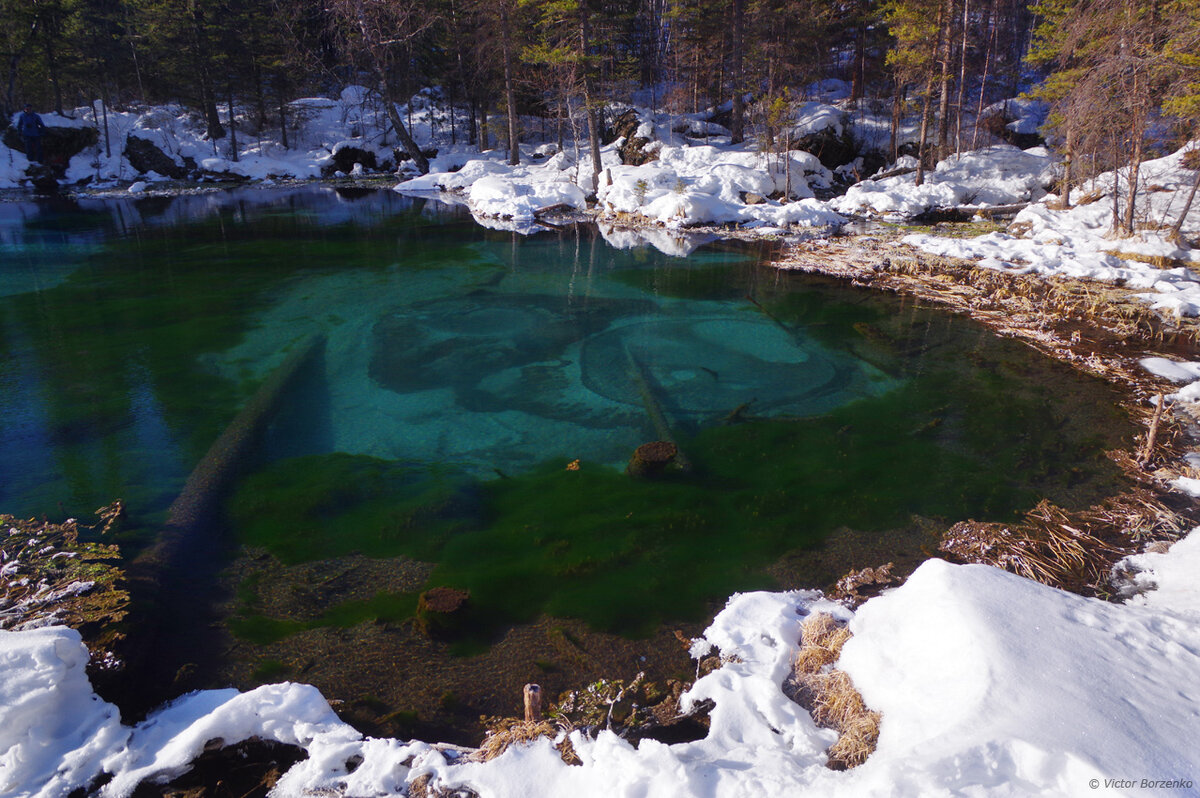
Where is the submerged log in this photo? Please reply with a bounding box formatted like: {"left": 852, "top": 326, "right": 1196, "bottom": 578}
{"left": 624, "top": 346, "right": 692, "bottom": 474}
{"left": 627, "top": 440, "right": 680, "bottom": 479}
{"left": 135, "top": 333, "right": 325, "bottom": 574}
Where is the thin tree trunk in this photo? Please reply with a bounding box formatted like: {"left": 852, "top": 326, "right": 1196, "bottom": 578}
{"left": 99, "top": 92, "right": 111, "bottom": 158}
{"left": 227, "top": 86, "right": 239, "bottom": 162}
{"left": 916, "top": 75, "right": 935, "bottom": 185}
{"left": 729, "top": 0, "right": 745, "bottom": 144}
{"left": 1061, "top": 124, "right": 1074, "bottom": 208}
{"left": 935, "top": 0, "right": 954, "bottom": 160}
{"left": 851, "top": 0, "right": 867, "bottom": 102}
{"left": 500, "top": 5, "right": 520, "bottom": 165}
{"left": 1124, "top": 121, "right": 1143, "bottom": 236}
{"left": 891, "top": 82, "right": 904, "bottom": 162}
{"left": 479, "top": 96, "right": 489, "bottom": 152}
{"left": 971, "top": 0, "right": 997, "bottom": 151}
{"left": 581, "top": 6, "right": 602, "bottom": 196}
{"left": 954, "top": 0, "right": 969, "bottom": 156}
{"left": 279, "top": 95, "right": 289, "bottom": 149}
{"left": 1170, "top": 149, "right": 1200, "bottom": 241}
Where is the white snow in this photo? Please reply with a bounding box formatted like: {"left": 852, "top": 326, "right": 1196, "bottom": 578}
{"left": 902, "top": 143, "right": 1200, "bottom": 317}
{"left": 4, "top": 527, "right": 1200, "bottom": 797}
{"left": 832, "top": 144, "right": 1057, "bottom": 218}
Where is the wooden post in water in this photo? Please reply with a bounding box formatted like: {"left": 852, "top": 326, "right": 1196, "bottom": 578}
{"left": 524, "top": 683, "right": 543, "bottom": 722}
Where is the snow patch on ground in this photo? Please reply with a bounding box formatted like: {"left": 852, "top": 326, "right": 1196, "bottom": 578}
{"left": 904, "top": 142, "right": 1200, "bottom": 316}
{"left": 832, "top": 145, "right": 1056, "bottom": 218}
{"left": 5, "top": 528, "right": 1200, "bottom": 797}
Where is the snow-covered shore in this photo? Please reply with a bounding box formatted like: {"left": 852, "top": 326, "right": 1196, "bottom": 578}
{"left": 3, "top": 533, "right": 1199, "bottom": 797}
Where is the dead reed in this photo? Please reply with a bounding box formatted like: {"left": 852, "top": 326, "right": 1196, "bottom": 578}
{"left": 940, "top": 491, "right": 1187, "bottom": 594}
{"left": 786, "top": 612, "right": 880, "bottom": 770}
{"left": 471, "top": 717, "right": 580, "bottom": 765}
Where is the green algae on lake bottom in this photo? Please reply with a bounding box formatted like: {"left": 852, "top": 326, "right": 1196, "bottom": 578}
{"left": 228, "top": 309, "right": 1132, "bottom": 642}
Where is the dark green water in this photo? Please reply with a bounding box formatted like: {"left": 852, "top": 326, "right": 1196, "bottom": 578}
{"left": 0, "top": 187, "right": 1135, "bottom": 653}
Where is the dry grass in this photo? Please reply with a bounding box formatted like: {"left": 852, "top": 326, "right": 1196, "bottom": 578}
{"left": 786, "top": 613, "right": 881, "bottom": 770}
{"left": 471, "top": 718, "right": 580, "bottom": 765}
{"left": 940, "top": 491, "right": 1187, "bottom": 594}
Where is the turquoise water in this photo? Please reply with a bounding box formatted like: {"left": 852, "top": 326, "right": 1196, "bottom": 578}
{"left": 0, "top": 187, "right": 1134, "bottom": 643}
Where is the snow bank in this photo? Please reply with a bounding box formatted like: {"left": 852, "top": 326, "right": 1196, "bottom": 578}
{"left": 1119, "top": 532, "right": 1200, "bottom": 617}
{"left": 0, "top": 86, "right": 450, "bottom": 189}
{"left": 833, "top": 144, "right": 1057, "bottom": 218}
{"left": 0, "top": 627, "right": 127, "bottom": 798}
{"left": 904, "top": 142, "right": 1200, "bottom": 317}
{"left": 5, "top": 527, "right": 1200, "bottom": 797}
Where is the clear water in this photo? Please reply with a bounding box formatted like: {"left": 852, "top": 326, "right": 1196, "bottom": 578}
{"left": 0, "top": 187, "right": 1137, "bottom": 733}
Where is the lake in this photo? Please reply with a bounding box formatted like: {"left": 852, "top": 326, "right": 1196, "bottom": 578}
{"left": 0, "top": 185, "right": 1136, "bottom": 741}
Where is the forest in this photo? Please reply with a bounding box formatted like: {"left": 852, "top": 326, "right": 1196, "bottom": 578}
{"left": 3, "top": 0, "right": 1200, "bottom": 215}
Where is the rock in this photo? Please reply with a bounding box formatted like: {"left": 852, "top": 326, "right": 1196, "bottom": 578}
{"left": 324, "top": 145, "right": 377, "bottom": 178}
{"left": 627, "top": 440, "right": 679, "bottom": 479}
{"left": 977, "top": 107, "right": 1045, "bottom": 149}
{"left": 395, "top": 146, "right": 439, "bottom": 164}
{"left": 126, "top": 737, "right": 305, "bottom": 798}
{"left": 792, "top": 124, "right": 857, "bottom": 169}
{"left": 831, "top": 562, "right": 902, "bottom": 607}
{"left": 25, "top": 164, "right": 60, "bottom": 194}
{"left": 4, "top": 122, "right": 98, "bottom": 175}
{"left": 611, "top": 108, "right": 657, "bottom": 166}
{"left": 415, "top": 586, "right": 471, "bottom": 638}
{"left": 741, "top": 191, "right": 765, "bottom": 205}
{"left": 124, "top": 133, "right": 188, "bottom": 179}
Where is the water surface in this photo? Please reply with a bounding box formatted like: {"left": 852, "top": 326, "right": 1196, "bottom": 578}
{"left": 0, "top": 186, "right": 1137, "bottom": 740}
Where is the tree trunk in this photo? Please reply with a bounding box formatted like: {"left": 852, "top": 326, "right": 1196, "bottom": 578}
{"left": 43, "top": 32, "right": 64, "bottom": 116}
{"left": 851, "top": 4, "right": 867, "bottom": 103}
{"left": 479, "top": 96, "right": 489, "bottom": 152}
{"left": 1061, "top": 124, "right": 1074, "bottom": 209}
{"left": 971, "top": 0, "right": 997, "bottom": 151}
{"left": 935, "top": 0, "right": 954, "bottom": 160}
{"left": 729, "top": 0, "right": 745, "bottom": 144}
{"left": 500, "top": 5, "right": 520, "bottom": 166}
{"left": 916, "top": 74, "right": 935, "bottom": 186}
{"left": 383, "top": 94, "right": 429, "bottom": 173}
{"left": 227, "top": 86, "right": 239, "bottom": 162}
{"left": 581, "top": 5, "right": 602, "bottom": 196}
{"left": 1124, "top": 121, "right": 1143, "bottom": 236}
{"left": 890, "top": 82, "right": 904, "bottom": 162}
{"left": 953, "top": 0, "right": 969, "bottom": 156}
{"left": 1170, "top": 149, "right": 1200, "bottom": 241}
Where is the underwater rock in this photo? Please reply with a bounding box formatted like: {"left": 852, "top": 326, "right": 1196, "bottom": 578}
{"left": 416, "top": 586, "right": 471, "bottom": 639}
{"left": 627, "top": 440, "right": 679, "bottom": 479}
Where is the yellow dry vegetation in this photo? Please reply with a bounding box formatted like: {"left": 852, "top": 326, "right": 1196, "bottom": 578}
{"left": 789, "top": 612, "right": 881, "bottom": 770}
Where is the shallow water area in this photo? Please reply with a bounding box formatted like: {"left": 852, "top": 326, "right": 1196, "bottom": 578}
{"left": 0, "top": 185, "right": 1139, "bottom": 743}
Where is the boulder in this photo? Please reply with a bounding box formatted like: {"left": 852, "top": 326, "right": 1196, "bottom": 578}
{"left": 324, "top": 144, "right": 378, "bottom": 177}
{"left": 611, "top": 108, "right": 657, "bottom": 166}
{"left": 3, "top": 121, "right": 98, "bottom": 173}
{"left": 124, "top": 133, "right": 188, "bottom": 179}
{"left": 792, "top": 125, "right": 858, "bottom": 169}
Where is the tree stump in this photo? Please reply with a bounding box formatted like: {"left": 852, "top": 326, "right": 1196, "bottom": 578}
{"left": 415, "top": 586, "right": 471, "bottom": 639}
{"left": 627, "top": 440, "right": 679, "bottom": 479}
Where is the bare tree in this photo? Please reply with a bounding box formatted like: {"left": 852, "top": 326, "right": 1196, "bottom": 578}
{"left": 327, "top": 0, "right": 436, "bottom": 173}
